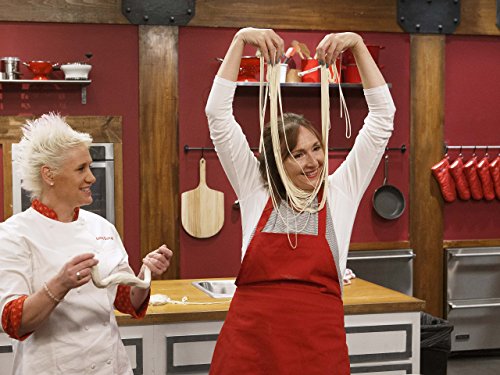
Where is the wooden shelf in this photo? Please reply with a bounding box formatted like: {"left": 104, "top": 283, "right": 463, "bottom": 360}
{"left": 0, "top": 79, "right": 92, "bottom": 104}
{"left": 235, "top": 81, "right": 391, "bottom": 89}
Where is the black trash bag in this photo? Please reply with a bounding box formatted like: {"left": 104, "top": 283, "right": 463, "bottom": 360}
{"left": 420, "top": 312, "right": 454, "bottom": 375}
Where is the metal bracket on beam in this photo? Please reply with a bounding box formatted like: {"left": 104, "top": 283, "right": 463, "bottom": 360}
{"left": 122, "top": 0, "right": 195, "bottom": 26}
{"left": 397, "top": 0, "right": 460, "bottom": 34}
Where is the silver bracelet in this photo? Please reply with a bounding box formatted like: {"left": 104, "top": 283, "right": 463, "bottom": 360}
{"left": 43, "top": 282, "right": 61, "bottom": 303}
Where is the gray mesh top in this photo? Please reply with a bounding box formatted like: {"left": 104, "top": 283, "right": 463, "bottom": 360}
{"left": 249, "top": 199, "right": 343, "bottom": 291}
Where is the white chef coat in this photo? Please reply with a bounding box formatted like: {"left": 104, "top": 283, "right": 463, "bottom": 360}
{"left": 205, "top": 76, "right": 396, "bottom": 280}
{"left": 0, "top": 208, "right": 135, "bottom": 375}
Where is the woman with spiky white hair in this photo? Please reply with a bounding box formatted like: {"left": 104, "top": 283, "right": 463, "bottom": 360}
{"left": 0, "top": 113, "right": 173, "bottom": 375}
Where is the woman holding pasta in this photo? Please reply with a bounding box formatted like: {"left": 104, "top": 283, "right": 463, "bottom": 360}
{"left": 205, "top": 27, "right": 395, "bottom": 374}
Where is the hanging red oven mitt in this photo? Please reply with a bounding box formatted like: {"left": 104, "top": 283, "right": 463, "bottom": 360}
{"left": 477, "top": 156, "right": 496, "bottom": 200}
{"left": 431, "top": 157, "right": 456, "bottom": 202}
{"left": 449, "top": 157, "right": 471, "bottom": 200}
{"left": 489, "top": 156, "right": 500, "bottom": 200}
{"left": 463, "top": 156, "right": 483, "bottom": 200}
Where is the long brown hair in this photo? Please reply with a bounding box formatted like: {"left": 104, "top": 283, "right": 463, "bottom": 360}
{"left": 257, "top": 113, "right": 323, "bottom": 201}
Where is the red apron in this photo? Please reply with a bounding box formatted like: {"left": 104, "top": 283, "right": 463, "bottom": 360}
{"left": 210, "top": 197, "right": 350, "bottom": 375}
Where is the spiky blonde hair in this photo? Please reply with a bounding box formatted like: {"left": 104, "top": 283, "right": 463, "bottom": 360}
{"left": 15, "top": 113, "right": 92, "bottom": 199}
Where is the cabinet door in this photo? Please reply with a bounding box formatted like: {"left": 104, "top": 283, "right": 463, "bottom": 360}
{"left": 155, "top": 321, "right": 224, "bottom": 375}
{"left": 0, "top": 333, "right": 14, "bottom": 374}
{"left": 346, "top": 312, "right": 420, "bottom": 375}
{"left": 119, "top": 325, "right": 156, "bottom": 375}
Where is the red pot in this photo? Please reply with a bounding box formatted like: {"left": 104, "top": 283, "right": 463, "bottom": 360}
{"left": 301, "top": 59, "right": 320, "bottom": 83}
{"left": 23, "top": 60, "right": 59, "bottom": 80}
{"left": 238, "top": 56, "right": 260, "bottom": 82}
{"left": 341, "top": 45, "right": 384, "bottom": 66}
{"left": 343, "top": 64, "right": 361, "bottom": 83}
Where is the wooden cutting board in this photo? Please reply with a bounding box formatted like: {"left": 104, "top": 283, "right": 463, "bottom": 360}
{"left": 181, "top": 158, "right": 224, "bottom": 238}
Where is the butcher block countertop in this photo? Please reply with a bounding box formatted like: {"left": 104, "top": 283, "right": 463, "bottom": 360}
{"left": 116, "top": 278, "right": 425, "bottom": 326}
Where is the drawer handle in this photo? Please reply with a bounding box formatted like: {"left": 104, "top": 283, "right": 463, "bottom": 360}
{"left": 347, "top": 254, "right": 415, "bottom": 261}
{"left": 450, "top": 252, "right": 500, "bottom": 258}
{"left": 449, "top": 301, "right": 500, "bottom": 309}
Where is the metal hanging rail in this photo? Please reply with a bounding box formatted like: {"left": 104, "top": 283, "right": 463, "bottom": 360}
{"left": 444, "top": 144, "right": 500, "bottom": 153}
{"left": 184, "top": 144, "right": 407, "bottom": 153}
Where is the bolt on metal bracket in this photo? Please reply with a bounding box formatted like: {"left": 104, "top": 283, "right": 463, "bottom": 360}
{"left": 397, "top": 0, "right": 461, "bottom": 34}
{"left": 122, "top": 0, "right": 195, "bottom": 26}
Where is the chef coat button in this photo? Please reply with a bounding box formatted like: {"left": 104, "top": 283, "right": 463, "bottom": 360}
{"left": 84, "top": 326, "right": 89, "bottom": 331}
{"left": 76, "top": 288, "right": 81, "bottom": 294}
{"left": 106, "top": 359, "right": 112, "bottom": 365}
{"left": 90, "top": 364, "right": 96, "bottom": 370}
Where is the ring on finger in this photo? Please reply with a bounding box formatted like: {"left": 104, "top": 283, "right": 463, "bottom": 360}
{"left": 76, "top": 271, "right": 82, "bottom": 281}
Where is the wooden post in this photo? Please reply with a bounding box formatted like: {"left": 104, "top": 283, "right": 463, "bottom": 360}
{"left": 410, "top": 34, "right": 445, "bottom": 317}
{"left": 139, "top": 26, "right": 179, "bottom": 279}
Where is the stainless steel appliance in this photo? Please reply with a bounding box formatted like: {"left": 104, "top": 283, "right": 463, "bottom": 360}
{"left": 11, "top": 142, "right": 115, "bottom": 223}
{"left": 446, "top": 247, "right": 500, "bottom": 351}
{"left": 347, "top": 249, "right": 415, "bottom": 296}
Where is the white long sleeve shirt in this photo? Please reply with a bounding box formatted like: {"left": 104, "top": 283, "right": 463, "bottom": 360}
{"left": 205, "top": 76, "right": 395, "bottom": 279}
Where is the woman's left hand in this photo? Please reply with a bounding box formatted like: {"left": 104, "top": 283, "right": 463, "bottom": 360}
{"left": 142, "top": 244, "right": 173, "bottom": 278}
{"left": 315, "top": 32, "right": 363, "bottom": 66}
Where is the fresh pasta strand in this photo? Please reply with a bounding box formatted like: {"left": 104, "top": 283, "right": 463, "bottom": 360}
{"left": 331, "top": 62, "right": 351, "bottom": 138}
{"left": 258, "top": 58, "right": 351, "bottom": 247}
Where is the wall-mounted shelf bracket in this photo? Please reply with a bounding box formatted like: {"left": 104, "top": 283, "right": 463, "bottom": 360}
{"left": 397, "top": 0, "right": 460, "bottom": 34}
{"left": 122, "top": 0, "right": 195, "bottom": 25}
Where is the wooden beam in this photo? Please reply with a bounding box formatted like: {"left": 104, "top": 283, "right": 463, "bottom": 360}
{"left": 410, "top": 34, "right": 446, "bottom": 318}
{"left": 456, "top": 0, "right": 500, "bottom": 35}
{"left": 191, "top": 0, "right": 400, "bottom": 33}
{"left": 0, "top": 0, "right": 127, "bottom": 24}
{"left": 0, "top": 116, "right": 122, "bottom": 143}
{"left": 139, "top": 26, "right": 179, "bottom": 279}
{"left": 0, "top": 0, "right": 498, "bottom": 36}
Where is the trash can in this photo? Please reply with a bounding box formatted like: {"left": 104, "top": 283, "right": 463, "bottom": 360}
{"left": 420, "top": 312, "right": 454, "bottom": 375}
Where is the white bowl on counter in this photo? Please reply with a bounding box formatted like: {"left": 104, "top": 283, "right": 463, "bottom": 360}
{"left": 60, "top": 63, "right": 92, "bottom": 80}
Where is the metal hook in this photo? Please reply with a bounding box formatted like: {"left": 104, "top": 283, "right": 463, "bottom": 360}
{"left": 201, "top": 147, "right": 205, "bottom": 159}
{"left": 459, "top": 146, "right": 463, "bottom": 158}
{"left": 485, "top": 146, "right": 489, "bottom": 157}
{"left": 473, "top": 146, "right": 476, "bottom": 156}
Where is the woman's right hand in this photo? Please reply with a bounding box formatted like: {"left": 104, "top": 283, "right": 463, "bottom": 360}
{"left": 217, "top": 27, "right": 284, "bottom": 81}
{"left": 234, "top": 27, "right": 284, "bottom": 64}
{"left": 55, "top": 253, "right": 99, "bottom": 292}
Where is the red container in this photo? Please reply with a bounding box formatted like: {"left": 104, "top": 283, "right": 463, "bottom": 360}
{"left": 23, "top": 61, "right": 58, "bottom": 80}
{"left": 342, "top": 45, "right": 384, "bottom": 66}
{"left": 237, "top": 56, "right": 260, "bottom": 82}
{"left": 301, "top": 59, "right": 320, "bottom": 83}
{"left": 300, "top": 58, "right": 341, "bottom": 83}
{"left": 329, "top": 57, "right": 342, "bottom": 83}
{"left": 343, "top": 64, "right": 361, "bottom": 83}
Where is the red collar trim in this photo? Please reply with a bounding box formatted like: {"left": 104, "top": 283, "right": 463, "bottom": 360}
{"left": 32, "top": 199, "right": 80, "bottom": 222}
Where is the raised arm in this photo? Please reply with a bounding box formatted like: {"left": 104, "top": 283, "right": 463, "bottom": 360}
{"left": 315, "top": 33, "right": 395, "bottom": 201}
{"left": 206, "top": 28, "right": 284, "bottom": 200}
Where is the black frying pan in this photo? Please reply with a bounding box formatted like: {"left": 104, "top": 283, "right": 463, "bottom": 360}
{"left": 373, "top": 155, "right": 406, "bottom": 220}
